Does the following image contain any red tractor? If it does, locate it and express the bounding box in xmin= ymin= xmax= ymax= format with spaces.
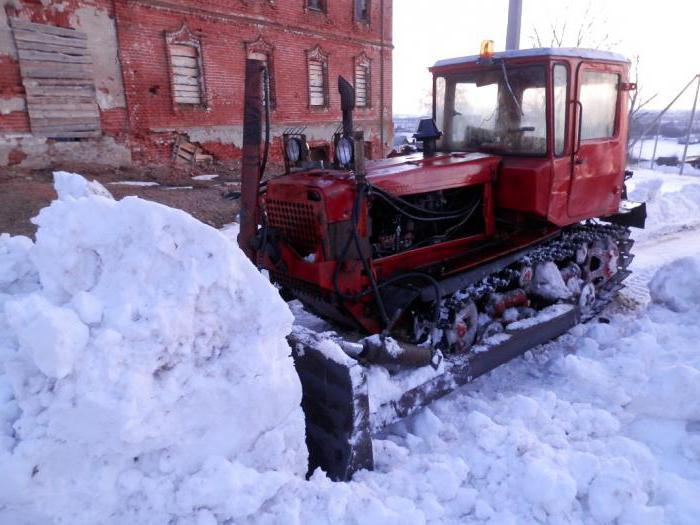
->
xmin=238 ymin=47 xmax=645 ymax=480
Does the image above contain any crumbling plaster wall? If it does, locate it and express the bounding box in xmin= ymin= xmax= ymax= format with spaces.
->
xmin=0 ymin=1 xmax=20 ymax=58
xmin=69 ymin=5 xmax=125 ymax=111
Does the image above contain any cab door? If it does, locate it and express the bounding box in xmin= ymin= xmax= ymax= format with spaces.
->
xmin=567 ymin=62 xmax=626 ymax=218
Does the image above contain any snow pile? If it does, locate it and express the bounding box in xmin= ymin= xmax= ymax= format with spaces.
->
xmin=649 ymin=256 xmax=700 ymax=313
xmin=627 ymin=168 xmax=700 ymax=242
xmin=0 ymin=173 xmax=306 ymax=524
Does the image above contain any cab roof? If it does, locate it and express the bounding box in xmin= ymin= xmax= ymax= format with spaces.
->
xmin=432 ymin=47 xmax=630 ymax=69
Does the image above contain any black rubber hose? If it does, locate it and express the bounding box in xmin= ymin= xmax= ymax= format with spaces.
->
xmin=369 ymin=183 xmax=479 ymax=217
xmin=260 ymin=68 xmax=271 ymax=178
xmin=377 ymin=271 xmax=442 ymax=326
xmin=371 ymin=189 xmax=469 ymax=222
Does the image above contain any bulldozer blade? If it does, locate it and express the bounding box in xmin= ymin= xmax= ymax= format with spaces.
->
xmin=289 ymin=304 xmax=580 ymax=481
xmin=288 ymin=328 xmax=374 ymax=481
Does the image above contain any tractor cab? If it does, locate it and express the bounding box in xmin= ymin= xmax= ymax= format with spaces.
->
xmin=430 ymin=47 xmax=635 ymax=225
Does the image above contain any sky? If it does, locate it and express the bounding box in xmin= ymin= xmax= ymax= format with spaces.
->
xmin=393 ymin=0 xmax=700 ymax=115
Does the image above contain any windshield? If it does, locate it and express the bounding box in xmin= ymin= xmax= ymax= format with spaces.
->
xmin=435 ymin=65 xmax=547 ymax=155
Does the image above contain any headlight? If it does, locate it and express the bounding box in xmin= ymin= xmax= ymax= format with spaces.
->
xmin=336 ymin=136 xmax=353 ymax=166
xmin=286 ymin=138 xmax=301 ymax=163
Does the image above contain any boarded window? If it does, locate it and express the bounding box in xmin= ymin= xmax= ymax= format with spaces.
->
xmin=165 ymin=24 xmax=205 ymax=108
xmin=308 ymin=60 xmax=326 ymax=106
xmin=10 ymin=19 xmax=100 ymax=138
xmin=168 ymin=44 xmax=202 ymax=105
xmin=354 ymin=56 xmax=370 ymax=107
xmin=246 ymin=37 xmax=276 ymax=110
xmin=306 ymin=46 xmax=328 ymax=108
xmin=355 ymin=0 xmax=370 ymax=22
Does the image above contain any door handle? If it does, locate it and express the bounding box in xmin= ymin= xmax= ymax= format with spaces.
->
xmin=575 ymin=157 xmax=585 ymax=165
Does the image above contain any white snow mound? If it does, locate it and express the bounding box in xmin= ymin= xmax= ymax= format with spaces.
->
xmin=649 ymin=256 xmax=700 ymax=312
xmin=0 ymin=173 xmax=306 ymax=524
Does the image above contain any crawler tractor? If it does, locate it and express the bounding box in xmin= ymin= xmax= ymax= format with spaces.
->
xmin=238 ymin=46 xmax=646 ymax=481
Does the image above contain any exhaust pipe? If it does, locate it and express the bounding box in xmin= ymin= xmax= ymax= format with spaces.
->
xmin=238 ymin=59 xmax=265 ymax=263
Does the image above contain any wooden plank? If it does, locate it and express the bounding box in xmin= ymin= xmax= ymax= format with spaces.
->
xmin=21 ymin=64 xmax=94 ymax=80
xmin=171 ymin=66 xmax=199 ymax=77
xmin=14 ymin=39 xmax=90 ymax=55
xmin=29 ymin=109 xmax=100 ymax=118
xmin=30 ymin=119 xmax=100 ymax=131
xmin=26 ymin=85 xmax=94 ymax=95
xmin=31 ymin=121 xmax=100 ymax=131
xmin=24 ymin=78 xmax=94 ymax=88
xmin=169 ymin=44 xmax=197 ymax=57
xmin=172 ymin=74 xmax=199 ymax=86
xmin=174 ymin=96 xmax=201 ymax=104
xmin=12 ymin=29 xmax=88 ymax=49
xmin=26 ymin=92 xmax=95 ymax=102
xmin=20 ymin=60 xmax=93 ymax=72
xmin=170 ymin=56 xmax=198 ymax=68
xmin=31 ymin=115 xmax=100 ymax=124
xmin=179 ymin=141 xmax=197 ymax=153
xmin=28 ymin=102 xmax=98 ymax=111
xmin=31 ymin=117 xmax=100 ymax=126
xmin=10 ymin=19 xmax=87 ymax=40
xmin=35 ymin=130 xmax=101 ymax=138
xmin=27 ymin=96 xmax=96 ymax=107
xmin=18 ymin=49 xmax=92 ymax=64
xmin=172 ymin=84 xmax=200 ymax=93
xmin=177 ymin=151 xmax=193 ymax=161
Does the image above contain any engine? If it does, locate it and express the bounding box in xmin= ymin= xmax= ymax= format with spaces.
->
xmin=369 ymin=186 xmax=485 ymax=258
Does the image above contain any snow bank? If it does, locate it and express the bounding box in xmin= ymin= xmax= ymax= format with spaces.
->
xmin=649 ymin=256 xmax=700 ymax=312
xmin=0 ymin=173 xmax=305 ymax=524
xmin=627 ymin=168 xmax=700 ymax=242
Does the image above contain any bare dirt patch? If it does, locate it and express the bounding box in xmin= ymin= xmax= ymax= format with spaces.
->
xmin=1 ymin=164 xmax=243 ymax=238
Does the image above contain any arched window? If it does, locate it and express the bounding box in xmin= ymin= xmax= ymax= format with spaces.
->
xmin=306 ymin=0 xmax=327 ymax=13
xmin=245 ymin=36 xmax=276 ymax=109
xmin=306 ymin=45 xmax=329 ymax=108
xmin=165 ymin=23 xmax=206 ymax=108
xmin=354 ymin=53 xmax=371 ymax=108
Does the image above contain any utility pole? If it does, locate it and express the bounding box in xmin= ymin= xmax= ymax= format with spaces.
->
xmin=680 ymin=74 xmax=700 ymax=175
xmin=506 ymin=0 xmax=523 ymax=51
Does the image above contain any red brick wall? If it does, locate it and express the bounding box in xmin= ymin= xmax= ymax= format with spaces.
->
xmin=113 ymin=0 xmax=393 ymax=164
xmin=0 ymin=0 xmax=392 ymax=167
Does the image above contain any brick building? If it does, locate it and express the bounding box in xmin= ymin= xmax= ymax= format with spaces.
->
xmin=0 ymin=0 xmax=393 ymax=169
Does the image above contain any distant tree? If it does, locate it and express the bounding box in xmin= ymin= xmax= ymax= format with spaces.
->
xmin=528 ymin=1 xmax=657 ymax=155
xmin=528 ymin=0 xmax=619 ymax=50
xmin=627 ymin=55 xmax=658 ymax=147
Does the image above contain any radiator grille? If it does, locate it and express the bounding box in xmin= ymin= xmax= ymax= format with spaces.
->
xmin=266 ymin=199 xmax=320 ymax=254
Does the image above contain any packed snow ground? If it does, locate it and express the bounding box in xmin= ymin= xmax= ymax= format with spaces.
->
xmin=1 ymin=169 xmax=699 ymax=524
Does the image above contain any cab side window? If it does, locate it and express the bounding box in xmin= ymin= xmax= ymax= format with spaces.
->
xmin=580 ymin=71 xmax=619 ymax=140
xmin=553 ymin=64 xmax=568 ymax=155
